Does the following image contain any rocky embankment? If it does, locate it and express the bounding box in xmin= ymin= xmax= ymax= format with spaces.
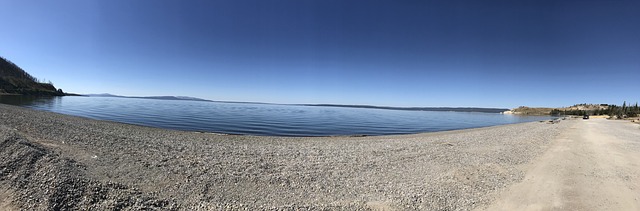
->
xmin=0 ymin=104 xmax=567 ymax=210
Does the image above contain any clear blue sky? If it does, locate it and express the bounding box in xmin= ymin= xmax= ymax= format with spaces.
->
xmin=1 ymin=0 xmax=638 ymax=108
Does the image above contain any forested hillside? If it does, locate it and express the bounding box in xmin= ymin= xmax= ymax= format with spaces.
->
xmin=0 ymin=56 xmax=64 ymax=95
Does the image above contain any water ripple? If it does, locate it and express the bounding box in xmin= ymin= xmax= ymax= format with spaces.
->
xmin=0 ymin=96 xmax=552 ymax=136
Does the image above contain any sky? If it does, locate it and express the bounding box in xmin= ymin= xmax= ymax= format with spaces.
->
xmin=0 ymin=0 xmax=638 ymax=108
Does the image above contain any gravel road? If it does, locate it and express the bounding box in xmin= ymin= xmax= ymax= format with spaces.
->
xmin=0 ymin=104 xmax=566 ymax=210
xmin=479 ymin=118 xmax=640 ymax=210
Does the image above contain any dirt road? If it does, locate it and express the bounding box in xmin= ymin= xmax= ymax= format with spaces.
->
xmin=480 ymin=118 xmax=640 ymax=210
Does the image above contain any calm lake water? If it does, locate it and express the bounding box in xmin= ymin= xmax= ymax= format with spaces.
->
xmin=0 ymin=96 xmax=551 ymax=136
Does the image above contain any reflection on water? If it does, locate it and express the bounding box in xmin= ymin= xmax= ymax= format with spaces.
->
xmin=0 ymin=95 xmax=63 ymax=108
xmin=0 ymin=96 xmax=552 ymax=136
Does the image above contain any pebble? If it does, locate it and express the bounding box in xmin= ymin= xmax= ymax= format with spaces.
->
xmin=0 ymin=104 xmax=570 ymax=210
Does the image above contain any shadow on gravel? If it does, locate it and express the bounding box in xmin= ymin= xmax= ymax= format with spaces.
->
xmin=0 ymin=127 xmax=177 ymax=210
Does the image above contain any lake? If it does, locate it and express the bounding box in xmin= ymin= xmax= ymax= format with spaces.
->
xmin=0 ymin=96 xmax=552 ymax=136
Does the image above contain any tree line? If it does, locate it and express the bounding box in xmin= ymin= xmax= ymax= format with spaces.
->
xmin=551 ymin=102 xmax=639 ymax=118
xmin=0 ymin=56 xmax=39 ymax=82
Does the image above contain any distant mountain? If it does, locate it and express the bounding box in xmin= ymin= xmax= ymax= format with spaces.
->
xmin=0 ymin=56 xmax=65 ymax=96
xmin=86 ymin=93 xmax=123 ymax=97
xmin=86 ymin=93 xmax=212 ymax=102
xmin=134 ymin=96 xmax=212 ymax=102
xmin=303 ymin=104 xmax=509 ymax=113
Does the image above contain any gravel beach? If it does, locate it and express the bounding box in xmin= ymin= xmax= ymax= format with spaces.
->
xmin=0 ymin=104 xmax=567 ymax=210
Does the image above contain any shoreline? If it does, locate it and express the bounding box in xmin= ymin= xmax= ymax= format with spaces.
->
xmin=0 ymin=103 xmax=570 ymax=210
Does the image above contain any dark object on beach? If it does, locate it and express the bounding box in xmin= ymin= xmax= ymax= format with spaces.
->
xmin=583 ymin=115 xmax=589 ymax=119
xmin=547 ymin=118 xmax=561 ymax=124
